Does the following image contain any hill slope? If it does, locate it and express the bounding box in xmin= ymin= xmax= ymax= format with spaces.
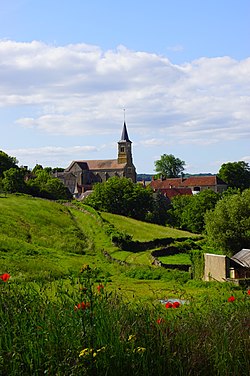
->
xmin=0 ymin=194 xmax=199 ymax=298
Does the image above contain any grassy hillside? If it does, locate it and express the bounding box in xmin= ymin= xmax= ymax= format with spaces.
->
xmin=100 ymin=212 xmax=195 ymax=241
xmin=0 ymin=194 xmax=205 ymax=299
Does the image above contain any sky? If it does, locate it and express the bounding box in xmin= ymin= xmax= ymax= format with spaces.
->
xmin=0 ymin=0 xmax=249 ymax=174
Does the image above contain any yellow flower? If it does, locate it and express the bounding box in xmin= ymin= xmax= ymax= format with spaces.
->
xmin=133 ymin=347 xmax=146 ymax=354
xmin=128 ymin=334 xmax=136 ymax=342
xmin=79 ymin=348 xmax=93 ymax=357
xmin=97 ymin=346 xmax=106 ymax=353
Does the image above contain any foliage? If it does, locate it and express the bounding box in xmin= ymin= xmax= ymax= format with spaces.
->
xmin=0 ymin=150 xmax=18 ymax=177
xmin=27 ymin=169 xmax=72 ymax=200
xmin=2 ymin=167 xmax=27 ymax=193
xmin=146 ymin=190 xmax=171 ymax=225
xmin=0 ymin=270 xmax=249 ymax=376
xmin=154 ymin=153 xmax=185 ymax=178
xmin=218 ymin=161 xmax=250 ymax=190
xmin=189 ymin=250 xmax=205 ymax=279
xmin=85 ymin=176 xmax=153 ymax=221
xmin=168 ymin=190 xmax=220 ymax=233
xmin=205 ymin=189 xmax=250 ymax=255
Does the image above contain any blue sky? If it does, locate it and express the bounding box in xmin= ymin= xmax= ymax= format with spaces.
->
xmin=0 ymin=0 xmax=249 ymax=174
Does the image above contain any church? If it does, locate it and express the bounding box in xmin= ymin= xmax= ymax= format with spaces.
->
xmin=56 ymin=122 xmax=137 ymax=195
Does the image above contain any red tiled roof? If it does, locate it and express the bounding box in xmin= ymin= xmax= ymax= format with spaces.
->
xmin=161 ymin=187 xmax=192 ymax=199
xmin=150 ymin=175 xmax=227 ymax=190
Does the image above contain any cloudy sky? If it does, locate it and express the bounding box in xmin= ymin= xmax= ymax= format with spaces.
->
xmin=0 ymin=0 xmax=249 ymax=174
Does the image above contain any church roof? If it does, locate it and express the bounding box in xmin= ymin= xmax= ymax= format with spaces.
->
xmin=120 ymin=122 xmax=131 ymax=142
xmin=65 ymin=159 xmax=127 ymax=172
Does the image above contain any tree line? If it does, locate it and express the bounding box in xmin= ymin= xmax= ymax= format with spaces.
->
xmin=0 ymin=151 xmax=71 ymax=200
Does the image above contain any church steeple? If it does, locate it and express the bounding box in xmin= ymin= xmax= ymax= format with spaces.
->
xmin=118 ymin=121 xmax=132 ymax=165
xmin=120 ymin=121 xmax=131 ymax=142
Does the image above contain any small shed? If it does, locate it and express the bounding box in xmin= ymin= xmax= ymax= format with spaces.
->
xmin=204 ymin=249 xmax=250 ymax=283
xmin=230 ymin=249 xmax=250 ymax=279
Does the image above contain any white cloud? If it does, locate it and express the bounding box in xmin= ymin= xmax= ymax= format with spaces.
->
xmin=0 ymin=40 xmax=250 ymax=147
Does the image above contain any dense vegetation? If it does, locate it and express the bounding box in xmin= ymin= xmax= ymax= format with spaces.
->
xmin=0 ymin=194 xmax=249 ymax=375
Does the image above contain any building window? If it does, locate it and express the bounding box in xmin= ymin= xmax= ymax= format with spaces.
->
xmin=120 ymin=146 xmax=125 ymax=152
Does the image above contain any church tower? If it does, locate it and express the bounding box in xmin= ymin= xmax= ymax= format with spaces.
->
xmin=117 ymin=122 xmax=136 ymax=182
xmin=118 ymin=122 xmax=133 ymax=164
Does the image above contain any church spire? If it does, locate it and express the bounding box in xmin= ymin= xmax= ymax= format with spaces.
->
xmin=120 ymin=121 xmax=131 ymax=142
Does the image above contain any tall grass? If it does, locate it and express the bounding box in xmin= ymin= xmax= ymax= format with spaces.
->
xmin=1 ymin=269 xmax=249 ymax=376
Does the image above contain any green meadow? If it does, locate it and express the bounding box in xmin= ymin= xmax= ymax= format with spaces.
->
xmin=0 ymin=194 xmax=249 ymax=375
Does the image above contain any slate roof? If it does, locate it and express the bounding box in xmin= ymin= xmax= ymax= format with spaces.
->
xmin=120 ymin=122 xmax=131 ymax=142
xmin=231 ymin=249 xmax=250 ymax=268
xmin=65 ymin=159 xmax=126 ymax=172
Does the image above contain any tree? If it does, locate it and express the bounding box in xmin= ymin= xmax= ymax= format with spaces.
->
xmin=154 ymin=154 xmax=185 ymax=178
xmin=2 ymin=168 xmax=27 ymax=193
xmin=168 ymin=190 xmax=220 ymax=233
xmin=218 ymin=161 xmax=250 ymax=190
xmin=26 ymin=169 xmax=72 ymax=200
xmin=205 ymin=189 xmax=250 ymax=255
xmin=85 ymin=176 xmax=153 ymax=221
xmin=0 ymin=150 xmax=18 ymax=178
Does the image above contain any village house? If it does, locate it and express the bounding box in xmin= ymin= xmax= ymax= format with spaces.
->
xmin=150 ymin=175 xmax=228 ymax=199
xmin=55 ymin=122 xmax=136 ymax=195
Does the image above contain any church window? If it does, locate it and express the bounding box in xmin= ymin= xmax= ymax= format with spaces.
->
xmin=120 ymin=146 xmax=125 ymax=152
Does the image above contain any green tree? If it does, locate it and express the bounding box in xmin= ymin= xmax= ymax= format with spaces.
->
xmin=218 ymin=161 xmax=250 ymax=190
xmin=2 ymin=168 xmax=27 ymax=193
xmin=0 ymin=150 xmax=18 ymax=178
xmin=27 ymin=169 xmax=72 ymax=200
xmin=168 ymin=190 xmax=220 ymax=233
xmin=147 ymin=191 xmax=171 ymax=225
xmin=154 ymin=154 xmax=185 ymax=178
xmin=205 ymin=189 xmax=250 ymax=255
xmin=85 ymin=176 xmax=153 ymax=221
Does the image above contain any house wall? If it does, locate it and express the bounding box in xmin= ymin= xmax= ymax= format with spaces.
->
xmin=204 ymin=253 xmax=230 ymax=282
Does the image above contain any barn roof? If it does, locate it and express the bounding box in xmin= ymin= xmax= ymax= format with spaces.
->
xmin=231 ymin=249 xmax=250 ymax=268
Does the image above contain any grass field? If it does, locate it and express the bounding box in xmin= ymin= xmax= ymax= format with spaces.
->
xmin=1 ymin=194 xmax=249 ymax=375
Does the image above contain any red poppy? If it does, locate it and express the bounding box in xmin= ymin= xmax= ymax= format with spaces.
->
xmin=156 ymin=317 xmax=165 ymax=324
xmin=97 ymin=284 xmax=104 ymax=292
xmin=172 ymin=301 xmax=181 ymax=308
xmin=247 ymin=290 xmax=250 ymax=295
xmin=228 ymin=296 xmax=236 ymax=302
xmin=74 ymin=302 xmax=87 ymax=311
xmin=0 ymin=273 xmax=11 ymax=282
xmin=165 ymin=302 xmax=173 ymax=309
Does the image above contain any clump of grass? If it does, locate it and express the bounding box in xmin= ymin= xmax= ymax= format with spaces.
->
xmin=0 ymin=269 xmax=249 ymax=376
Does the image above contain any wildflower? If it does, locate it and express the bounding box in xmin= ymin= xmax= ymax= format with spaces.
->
xmin=173 ymin=301 xmax=181 ymax=308
xmin=156 ymin=317 xmax=165 ymax=324
xmin=247 ymin=289 xmax=250 ymax=295
xmin=0 ymin=273 xmax=11 ymax=282
xmin=97 ymin=346 xmax=106 ymax=353
xmin=97 ymin=284 xmax=104 ymax=293
xmin=74 ymin=302 xmax=88 ymax=311
xmin=128 ymin=334 xmax=136 ymax=342
xmin=228 ymin=296 xmax=236 ymax=302
xmin=165 ymin=302 xmax=173 ymax=309
xmin=133 ymin=347 xmax=146 ymax=354
xmin=79 ymin=348 xmax=94 ymax=357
